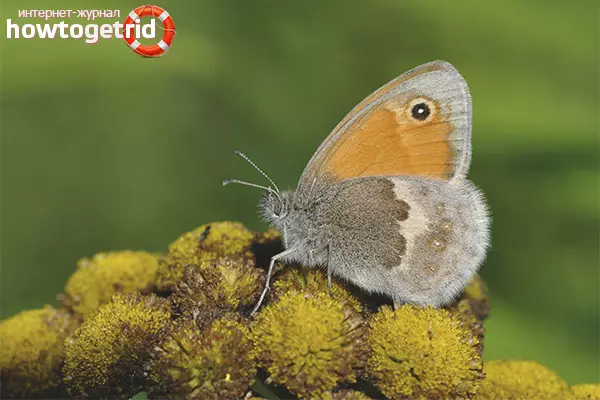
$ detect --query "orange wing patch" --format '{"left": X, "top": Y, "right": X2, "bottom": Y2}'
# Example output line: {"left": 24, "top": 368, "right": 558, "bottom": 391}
{"left": 321, "top": 97, "right": 455, "bottom": 181}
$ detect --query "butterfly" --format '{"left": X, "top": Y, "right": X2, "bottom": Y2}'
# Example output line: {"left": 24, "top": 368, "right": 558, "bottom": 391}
{"left": 224, "top": 60, "right": 491, "bottom": 314}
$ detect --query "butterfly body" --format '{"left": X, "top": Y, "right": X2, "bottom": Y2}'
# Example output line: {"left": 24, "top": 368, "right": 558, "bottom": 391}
{"left": 227, "top": 60, "right": 491, "bottom": 312}
{"left": 260, "top": 173, "right": 488, "bottom": 306}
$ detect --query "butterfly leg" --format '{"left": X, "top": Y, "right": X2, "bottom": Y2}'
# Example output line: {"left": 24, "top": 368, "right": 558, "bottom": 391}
{"left": 327, "top": 268, "right": 333, "bottom": 297}
{"left": 251, "top": 248, "right": 296, "bottom": 316}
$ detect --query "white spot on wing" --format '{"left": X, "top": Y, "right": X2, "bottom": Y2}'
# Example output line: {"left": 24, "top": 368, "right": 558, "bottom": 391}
{"left": 391, "top": 178, "right": 428, "bottom": 270}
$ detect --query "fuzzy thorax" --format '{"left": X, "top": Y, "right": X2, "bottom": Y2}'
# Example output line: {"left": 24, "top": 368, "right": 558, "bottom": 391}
{"left": 259, "top": 188, "right": 331, "bottom": 268}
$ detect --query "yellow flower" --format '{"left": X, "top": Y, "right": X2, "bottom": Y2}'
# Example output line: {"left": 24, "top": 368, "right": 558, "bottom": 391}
{"left": 171, "top": 258, "right": 264, "bottom": 316}
{"left": 253, "top": 291, "right": 367, "bottom": 398}
{"left": 271, "top": 266, "right": 362, "bottom": 314}
{"left": 366, "top": 305, "right": 483, "bottom": 400}
{"left": 63, "top": 293, "right": 170, "bottom": 398}
{"left": 62, "top": 250, "right": 160, "bottom": 317}
{"left": 0, "top": 306, "right": 77, "bottom": 398}
{"left": 148, "top": 314, "right": 255, "bottom": 400}
{"left": 570, "top": 383, "right": 600, "bottom": 399}
{"left": 476, "top": 360, "right": 570, "bottom": 399}
{"left": 156, "top": 221, "right": 255, "bottom": 290}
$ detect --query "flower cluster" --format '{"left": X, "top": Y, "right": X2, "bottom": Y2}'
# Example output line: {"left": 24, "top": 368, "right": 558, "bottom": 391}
{"left": 0, "top": 221, "right": 597, "bottom": 399}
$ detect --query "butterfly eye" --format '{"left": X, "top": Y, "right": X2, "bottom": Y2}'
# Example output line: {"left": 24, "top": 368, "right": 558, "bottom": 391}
{"left": 408, "top": 97, "right": 436, "bottom": 122}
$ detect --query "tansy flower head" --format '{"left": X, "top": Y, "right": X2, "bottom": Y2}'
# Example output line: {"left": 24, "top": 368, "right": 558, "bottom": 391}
{"left": 271, "top": 266, "right": 362, "bottom": 314}
{"left": 0, "top": 306, "right": 78, "bottom": 398}
{"left": 148, "top": 314, "right": 255, "bottom": 400}
{"left": 475, "top": 360, "right": 570, "bottom": 399}
{"left": 171, "top": 258, "right": 264, "bottom": 317}
{"left": 253, "top": 291, "right": 367, "bottom": 398}
{"left": 63, "top": 293, "right": 171, "bottom": 398}
{"left": 366, "top": 305, "right": 483, "bottom": 400}
{"left": 156, "top": 222, "right": 255, "bottom": 290}
{"left": 62, "top": 250, "right": 160, "bottom": 317}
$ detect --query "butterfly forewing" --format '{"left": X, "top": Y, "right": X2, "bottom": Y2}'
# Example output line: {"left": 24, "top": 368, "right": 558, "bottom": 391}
{"left": 297, "top": 61, "right": 472, "bottom": 195}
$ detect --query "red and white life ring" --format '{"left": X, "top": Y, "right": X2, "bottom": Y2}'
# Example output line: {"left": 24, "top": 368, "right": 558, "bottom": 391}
{"left": 123, "top": 5, "right": 175, "bottom": 57}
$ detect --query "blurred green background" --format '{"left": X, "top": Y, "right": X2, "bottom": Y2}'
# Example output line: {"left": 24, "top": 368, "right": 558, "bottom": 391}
{"left": 1, "top": 0, "right": 598, "bottom": 385}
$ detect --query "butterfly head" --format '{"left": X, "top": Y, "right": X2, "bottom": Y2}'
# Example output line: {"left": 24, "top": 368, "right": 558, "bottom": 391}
{"left": 259, "top": 188, "right": 293, "bottom": 227}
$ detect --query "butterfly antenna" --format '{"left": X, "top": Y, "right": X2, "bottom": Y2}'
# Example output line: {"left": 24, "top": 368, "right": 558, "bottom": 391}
{"left": 233, "top": 150, "right": 280, "bottom": 194}
{"left": 222, "top": 178, "right": 283, "bottom": 206}
{"left": 222, "top": 178, "right": 273, "bottom": 193}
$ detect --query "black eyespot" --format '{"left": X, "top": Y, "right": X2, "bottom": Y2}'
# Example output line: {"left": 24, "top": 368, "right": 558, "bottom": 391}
{"left": 411, "top": 102, "right": 431, "bottom": 121}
